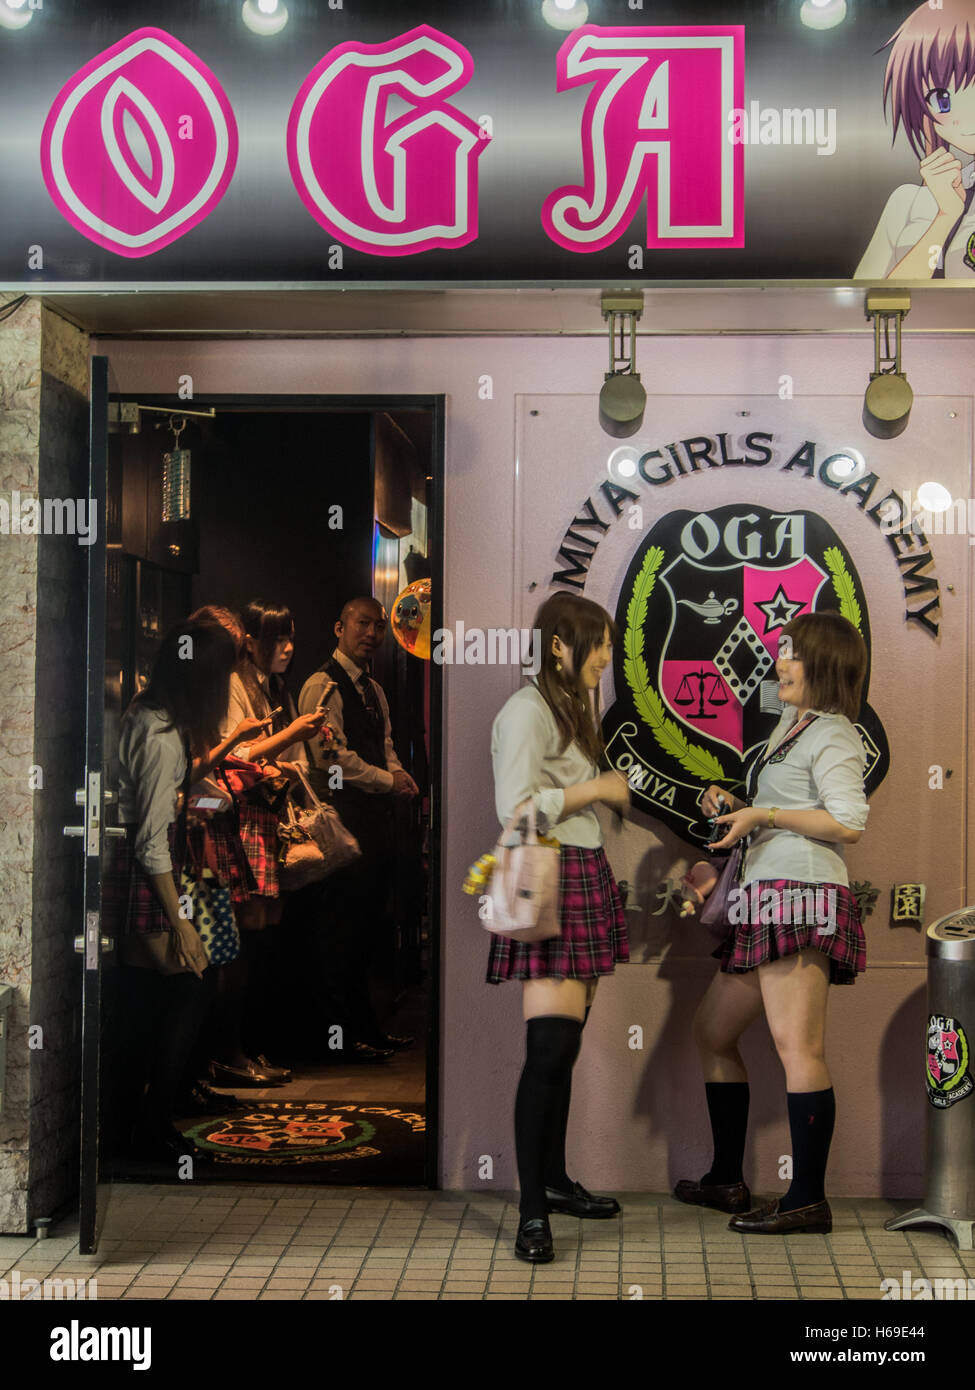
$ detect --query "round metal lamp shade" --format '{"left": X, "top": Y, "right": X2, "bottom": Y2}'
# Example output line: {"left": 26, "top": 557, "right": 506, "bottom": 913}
{"left": 599, "top": 373, "right": 647, "bottom": 438}
{"left": 863, "top": 373, "right": 913, "bottom": 440}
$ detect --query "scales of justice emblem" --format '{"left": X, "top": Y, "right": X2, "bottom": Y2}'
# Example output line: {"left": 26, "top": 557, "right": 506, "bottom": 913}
{"left": 601, "top": 505, "right": 890, "bottom": 845}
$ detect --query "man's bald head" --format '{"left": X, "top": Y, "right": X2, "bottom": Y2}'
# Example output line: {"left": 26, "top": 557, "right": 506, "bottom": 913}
{"left": 335, "top": 597, "right": 387, "bottom": 665}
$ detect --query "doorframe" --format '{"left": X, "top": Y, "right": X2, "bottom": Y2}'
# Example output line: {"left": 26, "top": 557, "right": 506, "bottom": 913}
{"left": 112, "top": 388, "right": 445, "bottom": 1190}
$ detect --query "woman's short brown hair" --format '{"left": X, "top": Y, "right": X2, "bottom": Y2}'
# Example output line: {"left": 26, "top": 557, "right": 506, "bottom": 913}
{"left": 780, "top": 611, "right": 867, "bottom": 722}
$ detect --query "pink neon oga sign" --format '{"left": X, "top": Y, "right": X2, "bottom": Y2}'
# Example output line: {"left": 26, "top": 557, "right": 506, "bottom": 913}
{"left": 543, "top": 26, "right": 744, "bottom": 253}
{"left": 40, "top": 28, "right": 238, "bottom": 259}
{"left": 287, "top": 25, "right": 488, "bottom": 256}
{"left": 38, "top": 23, "right": 744, "bottom": 262}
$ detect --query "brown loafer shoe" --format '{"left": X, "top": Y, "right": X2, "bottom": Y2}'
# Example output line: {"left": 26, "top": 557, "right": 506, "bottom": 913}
{"left": 674, "top": 1177, "right": 751, "bottom": 1214}
{"left": 728, "top": 1198, "right": 832, "bottom": 1235}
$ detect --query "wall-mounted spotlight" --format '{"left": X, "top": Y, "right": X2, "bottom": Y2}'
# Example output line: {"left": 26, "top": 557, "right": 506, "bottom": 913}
{"left": 800, "top": 0, "right": 847, "bottom": 31}
{"left": 862, "top": 290, "right": 913, "bottom": 440}
{"left": 0, "top": 0, "right": 33, "bottom": 31}
{"left": 242, "top": 0, "right": 289, "bottom": 37}
{"left": 599, "top": 293, "right": 646, "bottom": 439}
{"left": 541, "top": 0, "right": 589, "bottom": 33}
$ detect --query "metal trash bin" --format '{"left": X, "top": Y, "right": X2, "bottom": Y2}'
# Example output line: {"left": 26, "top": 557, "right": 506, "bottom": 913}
{"left": 886, "top": 907, "right": 975, "bottom": 1249}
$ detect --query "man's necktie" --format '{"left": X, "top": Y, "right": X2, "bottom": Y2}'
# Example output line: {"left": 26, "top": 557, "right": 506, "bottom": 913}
{"left": 357, "top": 673, "right": 383, "bottom": 727}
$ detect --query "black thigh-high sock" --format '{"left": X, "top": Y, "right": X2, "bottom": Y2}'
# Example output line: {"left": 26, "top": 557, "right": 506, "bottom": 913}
{"left": 543, "top": 1005, "right": 589, "bottom": 1192}
{"left": 700, "top": 1081, "right": 750, "bottom": 1185}
{"left": 515, "top": 1016, "right": 584, "bottom": 1222}
{"left": 780, "top": 1088, "right": 835, "bottom": 1210}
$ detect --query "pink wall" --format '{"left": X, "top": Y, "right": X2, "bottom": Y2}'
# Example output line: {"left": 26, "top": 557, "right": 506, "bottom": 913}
{"left": 98, "top": 332, "right": 975, "bottom": 1198}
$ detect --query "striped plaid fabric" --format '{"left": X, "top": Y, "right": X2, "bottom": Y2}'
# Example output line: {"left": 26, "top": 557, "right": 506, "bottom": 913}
{"left": 103, "top": 816, "right": 256, "bottom": 936}
{"left": 712, "top": 879, "right": 866, "bottom": 985}
{"left": 236, "top": 801, "right": 282, "bottom": 898}
{"left": 486, "top": 845, "right": 629, "bottom": 983}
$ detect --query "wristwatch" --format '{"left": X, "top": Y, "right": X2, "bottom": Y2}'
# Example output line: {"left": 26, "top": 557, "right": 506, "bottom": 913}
{"left": 768, "top": 806, "right": 779, "bottom": 829}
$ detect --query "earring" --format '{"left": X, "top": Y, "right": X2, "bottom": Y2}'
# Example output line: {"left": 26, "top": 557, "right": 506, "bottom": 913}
{"left": 556, "top": 659, "right": 562, "bottom": 673}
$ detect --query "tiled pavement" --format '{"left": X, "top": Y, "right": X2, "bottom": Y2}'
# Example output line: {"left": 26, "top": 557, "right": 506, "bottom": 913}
{"left": 1, "top": 1187, "right": 973, "bottom": 1301}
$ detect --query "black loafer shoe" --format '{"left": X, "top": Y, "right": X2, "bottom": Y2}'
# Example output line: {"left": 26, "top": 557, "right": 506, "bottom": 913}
{"left": 365, "top": 1033, "right": 415, "bottom": 1052}
{"left": 728, "top": 1198, "right": 832, "bottom": 1235}
{"left": 674, "top": 1177, "right": 752, "bottom": 1214}
{"left": 349, "top": 1041, "right": 394, "bottom": 1064}
{"left": 545, "top": 1181, "right": 620, "bottom": 1219}
{"left": 179, "top": 1082, "right": 246, "bottom": 1115}
{"left": 515, "top": 1217, "right": 554, "bottom": 1263}
{"left": 252, "top": 1054, "right": 293, "bottom": 1083}
{"left": 209, "top": 1059, "right": 285, "bottom": 1088}
{"left": 130, "top": 1125, "right": 213, "bottom": 1166}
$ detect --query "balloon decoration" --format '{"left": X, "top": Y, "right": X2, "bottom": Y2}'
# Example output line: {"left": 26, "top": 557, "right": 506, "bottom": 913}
{"left": 392, "top": 578, "right": 432, "bottom": 659}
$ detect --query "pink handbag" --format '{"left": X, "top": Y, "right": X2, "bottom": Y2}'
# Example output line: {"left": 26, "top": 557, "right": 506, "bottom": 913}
{"left": 481, "top": 801, "right": 561, "bottom": 942}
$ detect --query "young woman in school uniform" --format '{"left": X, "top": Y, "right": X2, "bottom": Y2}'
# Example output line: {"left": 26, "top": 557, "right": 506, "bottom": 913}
{"left": 112, "top": 618, "right": 238, "bottom": 1162}
{"left": 488, "top": 592, "right": 631, "bottom": 1264}
{"left": 207, "top": 600, "right": 327, "bottom": 1087}
{"left": 675, "top": 611, "right": 870, "bottom": 1235}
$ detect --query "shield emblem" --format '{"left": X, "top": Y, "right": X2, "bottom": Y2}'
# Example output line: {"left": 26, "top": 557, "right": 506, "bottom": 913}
{"left": 659, "top": 554, "right": 828, "bottom": 760}
{"left": 602, "top": 504, "right": 889, "bottom": 844}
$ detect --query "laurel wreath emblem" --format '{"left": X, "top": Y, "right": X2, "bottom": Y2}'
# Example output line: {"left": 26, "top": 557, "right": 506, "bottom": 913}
{"left": 823, "top": 547, "right": 862, "bottom": 632}
{"left": 623, "top": 546, "right": 727, "bottom": 783}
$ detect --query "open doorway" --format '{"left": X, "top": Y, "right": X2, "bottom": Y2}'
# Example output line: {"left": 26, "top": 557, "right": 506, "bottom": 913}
{"left": 104, "top": 394, "right": 444, "bottom": 1189}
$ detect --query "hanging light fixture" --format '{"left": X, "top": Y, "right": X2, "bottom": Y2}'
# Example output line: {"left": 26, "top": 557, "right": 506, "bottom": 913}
{"left": 242, "top": 0, "right": 289, "bottom": 37}
{"left": 862, "top": 291, "right": 913, "bottom": 440}
{"left": 599, "top": 293, "right": 647, "bottom": 439}
{"left": 541, "top": 0, "right": 589, "bottom": 32}
{"left": 800, "top": 0, "right": 847, "bottom": 31}
{"left": 0, "top": 0, "right": 33, "bottom": 30}
{"left": 162, "top": 417, "right": 191, "bottom": 522}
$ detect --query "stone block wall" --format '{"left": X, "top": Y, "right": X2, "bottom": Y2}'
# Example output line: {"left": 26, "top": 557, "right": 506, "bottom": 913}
{"left": 0, "top": 297, "right": 88, "bottom": 1233}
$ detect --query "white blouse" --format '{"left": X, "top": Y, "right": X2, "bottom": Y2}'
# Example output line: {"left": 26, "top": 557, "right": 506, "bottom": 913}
{"left": 741, "top": 707, "right": 870, "bottom": 889}
{"left": 855, "top": 159, "right": 975, "bottom": 280}
{"left": 221, "top": 670, "right": 308, "bottom": 768}
{"left": 118, "top": 704, "right": 186, "bottom": 876}
{"left": 491, "top": 682, "right": 602, "bottom": 848}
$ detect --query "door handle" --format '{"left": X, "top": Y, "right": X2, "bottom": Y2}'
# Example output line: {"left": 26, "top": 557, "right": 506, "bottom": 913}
{"left": 63, "top": 826, "right": 84, "bottom": 837}
{"left": 73, "top": 937, "right": 114, "bottom": 953}
{"left": 104, "top": 826, "right": 127, "bottom": 838}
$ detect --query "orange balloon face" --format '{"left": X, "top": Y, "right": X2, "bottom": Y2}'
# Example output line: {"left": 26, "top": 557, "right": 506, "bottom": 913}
{"left": 392, "top": 578, "right": 432, "bottom": 659}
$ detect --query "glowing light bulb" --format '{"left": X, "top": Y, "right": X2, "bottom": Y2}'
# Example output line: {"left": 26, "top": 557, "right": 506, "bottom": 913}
{"left": 917, "top": 482, "right": 952, "bottom": 513}
{"left": 800, "top": 0, "right": 847, "bottom": 30}
{"left": 257, "top": 0, "right": 278, "bottom": 12}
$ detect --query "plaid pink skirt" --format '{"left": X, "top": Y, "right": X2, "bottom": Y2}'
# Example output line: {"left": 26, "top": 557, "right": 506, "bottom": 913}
{"left": 103, "top": 816, "right": 255, "bottom": 935}
{"left": 486, "top": 845, "right": 629, "bottom": 983}
{"left": 712, "top": 879, "right": 866, "bottom": 985}
{"left": 237, "top": 801, "right": 282, "bottom": 898}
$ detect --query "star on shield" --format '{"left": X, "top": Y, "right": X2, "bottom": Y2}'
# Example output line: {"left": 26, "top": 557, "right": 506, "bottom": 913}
{"left": 755, "top": 585, "right": 805, "bottom": 635}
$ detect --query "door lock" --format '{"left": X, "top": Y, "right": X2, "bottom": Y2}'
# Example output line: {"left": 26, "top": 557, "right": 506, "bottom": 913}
{"left": 73, "top": 936, "right": 114, "bottom": 953}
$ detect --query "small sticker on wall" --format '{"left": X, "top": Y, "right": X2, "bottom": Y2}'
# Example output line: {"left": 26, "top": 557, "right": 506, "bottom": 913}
{"left": 926, "top": 1015, "right": 973, "bottom": 1109}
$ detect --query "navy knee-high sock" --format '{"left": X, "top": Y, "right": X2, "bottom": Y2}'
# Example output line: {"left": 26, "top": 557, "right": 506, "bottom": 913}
{"left": 543, "top": 1005, "right": 589, "bottom": 1192}
{"left": 781, "top": 1088, "right": 835, "bottom": 1210}
{"left": 515, "top": 1016, "right": 584, "bottom": 1221}
{"left": 701, "top": 1081, "right": 750, "bottom": 1185}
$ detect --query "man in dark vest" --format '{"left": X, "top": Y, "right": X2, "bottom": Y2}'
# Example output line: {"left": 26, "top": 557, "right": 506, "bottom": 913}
{"left": 298, "top": 596, "right": 419, "bottom": 1061}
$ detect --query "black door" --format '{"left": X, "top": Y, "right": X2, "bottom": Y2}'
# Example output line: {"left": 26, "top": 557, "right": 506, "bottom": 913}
{"left": 71, "top": 356, "right": 125, "bottom": 1255}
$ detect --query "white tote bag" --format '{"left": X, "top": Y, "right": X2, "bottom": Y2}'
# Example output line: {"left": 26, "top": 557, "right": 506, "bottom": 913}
{"left": 481, "top": 800, "right": 560, "bottom": 943}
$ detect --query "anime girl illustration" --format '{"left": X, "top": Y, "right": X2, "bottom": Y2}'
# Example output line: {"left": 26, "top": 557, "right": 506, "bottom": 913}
{"left": 856, "top": 1, "right": 975, "bottom": 280}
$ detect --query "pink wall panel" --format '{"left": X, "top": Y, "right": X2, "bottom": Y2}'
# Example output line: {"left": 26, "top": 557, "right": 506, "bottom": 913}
{"left": 99, "top": 332, "right": 975, "bottom": 1198}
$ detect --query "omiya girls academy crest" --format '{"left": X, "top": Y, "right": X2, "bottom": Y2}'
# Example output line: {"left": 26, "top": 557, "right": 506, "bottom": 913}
{"left": 602, "top": 505, "right": 889, "bottom": 845}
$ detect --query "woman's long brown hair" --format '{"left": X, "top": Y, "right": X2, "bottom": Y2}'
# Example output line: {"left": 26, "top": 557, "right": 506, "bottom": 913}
{"left": 531, "top": 592, "right": 617, "bottom": 763}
